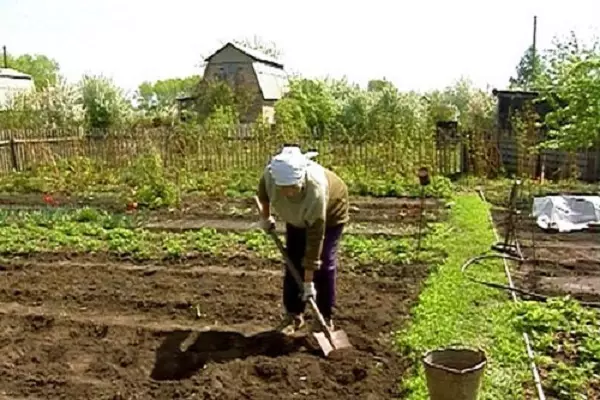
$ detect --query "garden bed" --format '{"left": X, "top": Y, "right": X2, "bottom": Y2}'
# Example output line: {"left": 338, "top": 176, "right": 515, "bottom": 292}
{"left": 0, "top": 197, "right": 444, "bottom": 399}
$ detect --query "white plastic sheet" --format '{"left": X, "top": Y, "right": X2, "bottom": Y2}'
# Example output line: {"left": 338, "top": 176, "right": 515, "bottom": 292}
{"left": 531, "top": 195, "right": 600, "bottom": 232}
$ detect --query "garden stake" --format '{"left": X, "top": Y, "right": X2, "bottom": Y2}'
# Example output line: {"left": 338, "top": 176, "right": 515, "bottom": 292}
{"left": 416, "top": 167, "right": 430, "bottom": 257}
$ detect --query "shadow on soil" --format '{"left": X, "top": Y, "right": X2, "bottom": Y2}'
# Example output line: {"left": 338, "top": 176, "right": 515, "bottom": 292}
{"left": 150, "top": 329, "right": 308, "bottom": 381}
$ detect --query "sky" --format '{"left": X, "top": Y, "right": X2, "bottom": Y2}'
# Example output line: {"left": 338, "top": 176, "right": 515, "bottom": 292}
{"left": 1, "top": 0, "right": 599, "bottom": 95}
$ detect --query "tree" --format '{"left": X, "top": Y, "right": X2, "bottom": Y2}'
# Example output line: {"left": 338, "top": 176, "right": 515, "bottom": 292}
{"left": 4, "top": 53, "right": 60, "bottom": 90}
{"left": 509, "top": 46, "right": 546, "bottom": 89}
{"left": 136, "top": 76, "right": 200, "bottom": 111}
{"left": 0, "top": 77, "right": 83, "bottom": 130}
{"left": 191, "top": 79, "right": 238, "bottom": 122}
{"left": 79, "top": 75, "right": 132, "bottom": 131}
{"left": 535, "top": 32, "right": 600, "bottom": 151}
{"left": 280, "top": 78, "right": 340, "bottom": 136}
{"left": 541, "top": 56, "right": 600, "bottom": 150}
{"left": 367, "top": 79, "right": 395, "bottom": 92}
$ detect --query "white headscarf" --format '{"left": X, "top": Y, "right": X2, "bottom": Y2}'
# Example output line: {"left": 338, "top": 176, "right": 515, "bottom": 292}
{"left": 269, "top": 146, "right": 318, "bottom": 186}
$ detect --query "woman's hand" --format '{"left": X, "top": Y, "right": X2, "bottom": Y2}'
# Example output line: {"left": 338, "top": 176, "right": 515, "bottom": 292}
{"left": 259, "top": 215, "right": 276, "bottom": 232}
{"left": 302, "top": 282, "right": 316, "bottom": 301}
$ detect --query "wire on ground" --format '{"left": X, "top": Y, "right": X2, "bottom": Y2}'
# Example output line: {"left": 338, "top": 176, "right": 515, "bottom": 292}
{"left": 477, "top": 188, "right": 547, "bottom": 400}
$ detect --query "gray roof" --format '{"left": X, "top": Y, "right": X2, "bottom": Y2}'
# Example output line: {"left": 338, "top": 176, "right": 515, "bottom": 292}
{"left": 492, "top": 88, "right": 539, "bottom": 98}
{"left": 233, "top": 44, "right": 283, "bottom": 68}
{"left": 203, "top": 42, "right": 289, "bottom": 101}
{"left": 0, "top": 68, "right": 33, "bottom": 80}
{"left": 253, "top": 62, "right": 289, "bottom": 101}
{"left": 206, "top": 42, "right": 284, "bottom": 69}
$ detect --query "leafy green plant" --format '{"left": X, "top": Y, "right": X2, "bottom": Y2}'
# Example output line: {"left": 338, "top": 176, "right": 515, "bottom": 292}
{"left": 0, "top": 209, "right": 441, "bottom": 267}
{"left": 121, "top": 151, "right": 180, "bottom": 208}
{"left": 512, "top": 298, "right": 600, "bottom": 399}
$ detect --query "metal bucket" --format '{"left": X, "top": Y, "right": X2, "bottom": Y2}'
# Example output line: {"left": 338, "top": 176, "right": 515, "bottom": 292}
{"left": 422, "top": 347, "right": 487, "bottom": 400}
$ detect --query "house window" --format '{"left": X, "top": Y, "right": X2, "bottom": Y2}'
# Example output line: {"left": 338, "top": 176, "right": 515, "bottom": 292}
{"left": 227, "top": 64, "right": 238, "bottom": 76}
{"left": 217, "top": 63, "right": 239, "bottom": 80}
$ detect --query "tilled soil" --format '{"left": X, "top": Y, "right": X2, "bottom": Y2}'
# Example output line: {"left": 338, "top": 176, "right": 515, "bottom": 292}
{"left": 0, "top": 193, "right": 446, "bottom": 224}
{"left": 147, "top": 196, "right": 446, "bottom": 225}
{"left": 514, "top": 258, "right": 600, "bottom": 302}
{"left": 0, "top": 254, "right": 428, "bottom": 399}
{"left": 491, "top": 209, "right": 600, "bottom": 302}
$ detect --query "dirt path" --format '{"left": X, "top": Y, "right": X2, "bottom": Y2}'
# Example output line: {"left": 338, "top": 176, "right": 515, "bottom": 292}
{"left": 0, "top": 256, "right": 427, "bottom": 399}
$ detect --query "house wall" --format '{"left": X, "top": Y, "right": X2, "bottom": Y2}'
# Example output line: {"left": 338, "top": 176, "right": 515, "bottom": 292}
{"left": 203, "top": 46, "right": 266, "bottom": 123}
{"left": 494, "top": 93, "right": 600, "bottom": 181}
{"left": 0, "top": 76, "right": 35, "bottom": 110}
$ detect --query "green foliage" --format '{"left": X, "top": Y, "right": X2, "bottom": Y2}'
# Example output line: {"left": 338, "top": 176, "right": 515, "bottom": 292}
{"left": 512, "top": 298, "right": 599, "bottom": 399}
{"left": 397, "top": 195, "right": 530, "bottom": 399}
{"left": 340, "top": 166, "right": 454, "bottom": 198}
{"left": 509, "top": 45, "right": 547, "bottom": 90}
{"left": 273, "top": 76, "right": 493, "bottom": 147}
{"left": 79, "top": 74, "right": 132, "bottom": 131}
{"left": 532, "top": 32, "right": 600, "bottom": 151}
{"left": 137, "top": 76, "right": 200, "bottom": 111}
{"left": 121, "top": 151, "right": 180, "bottom": 208}
{"left": 0, "top": 73, "right": 133, "bottom": 131}
{"left": 0, "top": 77, "right": 83, "bottom": 129}
{"left": 0, "top": 208, "right": 440, "bottom": 268}
{"left": 0, "top": 155, "right": 455, "bottom": 209}
{"left": 190, "top": 79, "right": 239, "bottom": 122}
{"left": 280, "top": 78, "right": 341, "bottom": 136}
{"left": 135, "top": 75, "right": 200, "bottom": 125}
{"left": 201, "top": 105, "right": 239, "bottom": 136}
{"left": 542, "top": 55, "right": 600, "bottom": 150}
{"left": 4, "top": 53, "right": 60, "bottom": 90}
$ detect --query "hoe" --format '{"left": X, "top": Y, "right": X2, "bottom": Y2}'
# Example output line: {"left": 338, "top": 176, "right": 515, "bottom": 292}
{"left": 254, "top": 196, "right": 352, "bottom": 357}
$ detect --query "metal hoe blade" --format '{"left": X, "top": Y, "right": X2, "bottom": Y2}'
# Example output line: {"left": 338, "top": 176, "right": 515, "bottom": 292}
{"left": 306, "top": 296, "right": 352, "bottom": 356}
{"left": 313, "top": 330, "right": 352, "bottom": 357}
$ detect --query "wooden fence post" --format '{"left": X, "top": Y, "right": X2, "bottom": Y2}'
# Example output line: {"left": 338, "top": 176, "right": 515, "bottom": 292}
{"left": 9, "top": 135, "right": 18, "bottom": 171}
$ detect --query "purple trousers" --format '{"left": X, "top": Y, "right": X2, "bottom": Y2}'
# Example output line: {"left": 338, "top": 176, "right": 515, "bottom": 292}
{"left": 283, "top": 223, "right": 344, "bottom": 320}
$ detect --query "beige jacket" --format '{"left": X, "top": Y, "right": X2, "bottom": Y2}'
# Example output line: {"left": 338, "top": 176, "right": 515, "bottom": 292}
{"left": 258, "top": 161, "right": 349, "bottom": 271}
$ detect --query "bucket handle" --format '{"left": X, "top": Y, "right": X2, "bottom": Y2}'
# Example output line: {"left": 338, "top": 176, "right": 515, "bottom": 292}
{"left": 440, "top": 342, "right": 485, "bottom": 352}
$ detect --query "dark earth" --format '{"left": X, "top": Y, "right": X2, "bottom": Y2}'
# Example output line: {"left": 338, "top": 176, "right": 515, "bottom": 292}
{"left": 0, "top": 197, "right": 436, "bottom": 400}
{"left": 492, "top": 208, "right": 600, "bottom": 302}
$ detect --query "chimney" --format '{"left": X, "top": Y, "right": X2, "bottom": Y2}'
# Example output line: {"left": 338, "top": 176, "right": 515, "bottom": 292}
{"left": 2, "top": 46, "right": 7, "bottom": 68}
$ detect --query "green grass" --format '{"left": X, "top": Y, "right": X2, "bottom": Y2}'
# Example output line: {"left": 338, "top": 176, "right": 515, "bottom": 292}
{"left": 396, "top": 194, "right": 530, "bottom": 399}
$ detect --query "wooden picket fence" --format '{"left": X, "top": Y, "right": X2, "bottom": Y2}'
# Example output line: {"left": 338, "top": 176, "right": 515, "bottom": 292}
{"left": 0, "top": 127, "right": 464, "bottom": 177}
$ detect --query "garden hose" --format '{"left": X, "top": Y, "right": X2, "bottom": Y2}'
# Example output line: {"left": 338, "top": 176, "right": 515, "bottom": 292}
{"left": 461, "top": 253, "right": 600, "bottom": 309}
